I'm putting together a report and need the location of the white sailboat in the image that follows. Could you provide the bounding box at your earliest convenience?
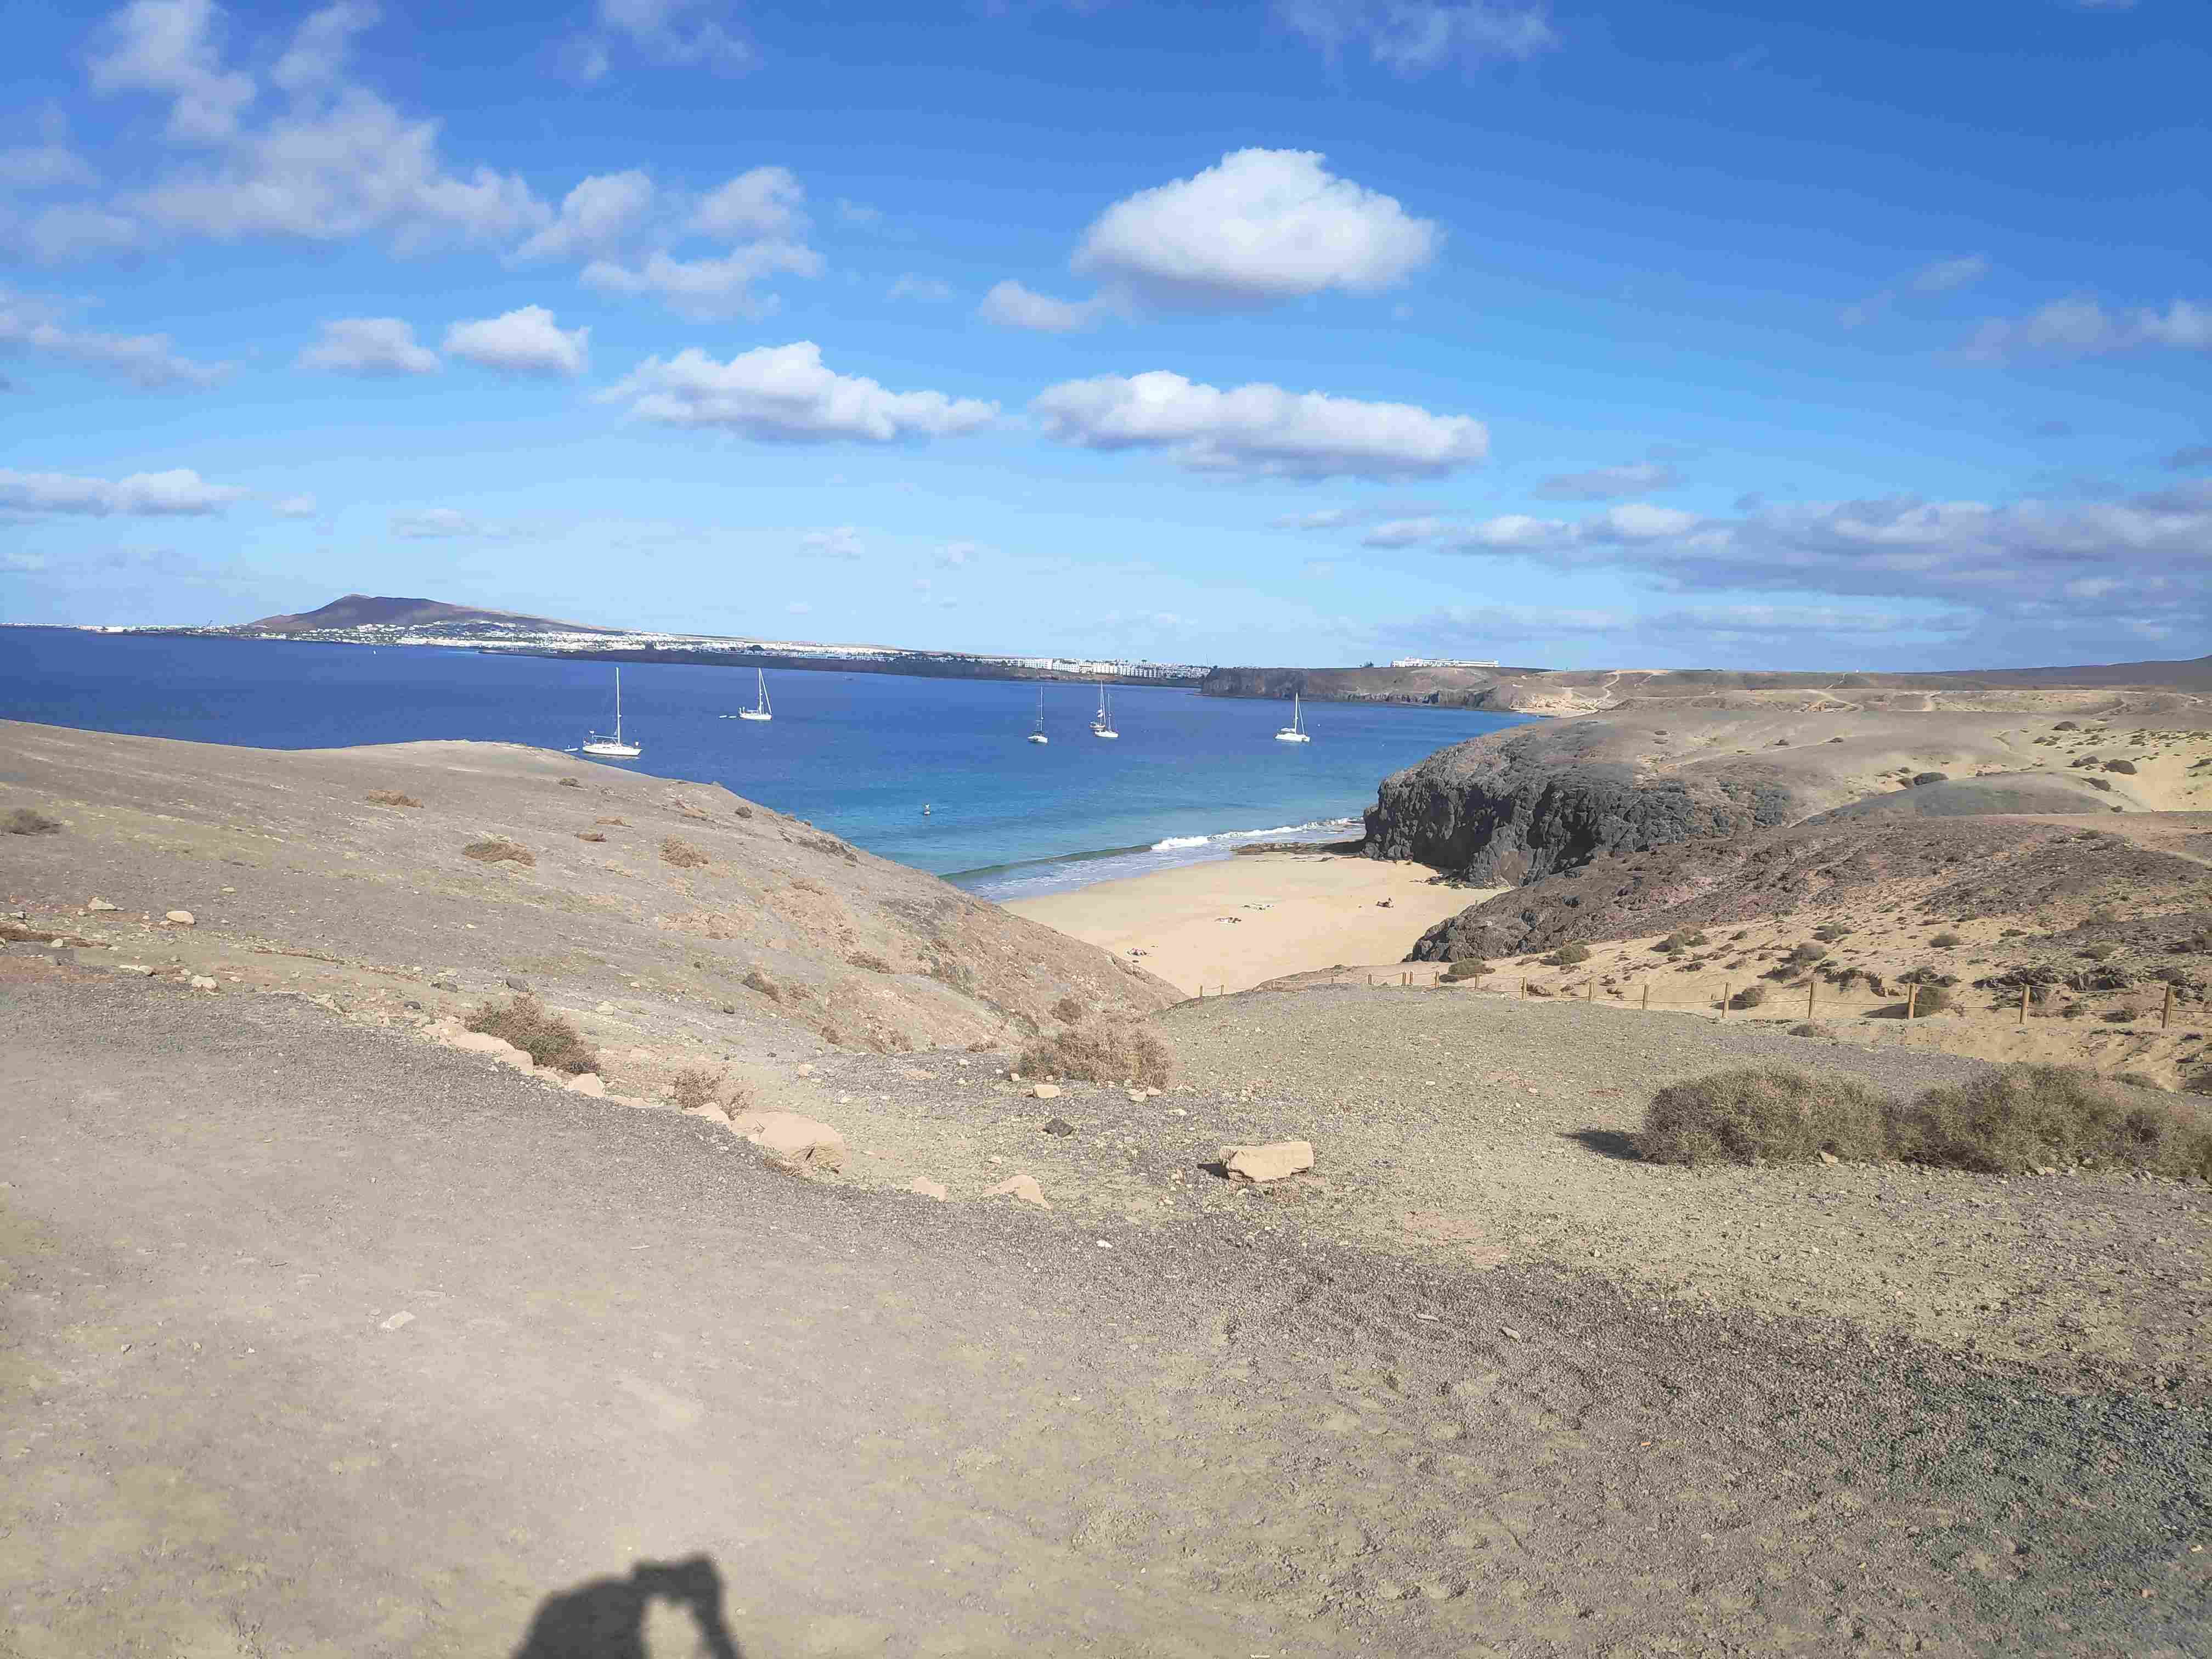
[738,668,773,722]
[1090,683,1118,739]
[1026,685,1049,744]
[1273,692,1312,743]
[582,667,642,758]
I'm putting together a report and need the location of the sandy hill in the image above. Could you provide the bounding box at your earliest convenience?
[0,720,1175,1098]
[246,593,616,634]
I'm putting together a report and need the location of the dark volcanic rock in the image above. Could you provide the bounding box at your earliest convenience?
[1362,721,1797,884]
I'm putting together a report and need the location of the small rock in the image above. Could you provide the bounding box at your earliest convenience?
[431,977,460,992]
[908,1177,948,1201]
[1218,1139,1316,1184]
[984,1172,1049,1207]
[1817,1151,1839,1166]
[1031,1082,1060,1099]
[87,898,119,912]
[166,910,196,927]
[379,1311,415,1331]
[565,1072,606,1097]
[116,963,154,976]
[729,1110,845,1171]
[1043,1117,1076,1137]
[188,975,218,991]
[1499,1325,1524,1342]
[505,977,531,993]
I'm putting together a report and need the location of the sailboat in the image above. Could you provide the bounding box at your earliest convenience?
[1090,683,1118,739]
[1273,692,1312,744]
[1026,685,1049,744]
[583,667,642,758]
[738,668,773,722]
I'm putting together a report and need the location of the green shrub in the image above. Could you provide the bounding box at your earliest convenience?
[1442,957,1489,982]
[1547,942,1592,966]
[1908,985,1953,1016]
[1890,1065,2210,1178]
[464,995,599,1075]
[1018,1019,1174,1088]
[1641,1066,1891,1166]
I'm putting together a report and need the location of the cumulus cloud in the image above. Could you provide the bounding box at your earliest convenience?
[798,526,863,558]
[273,493,318,517]
[602,342,999,444]
[1070,149,1438,313]
[976,279,1104,332]
[442,306,589,378]
[688,165,803,239]
[0,289,230,388]
[296,315,439,376]
[583,242,821,321]
[514,170,656,262]
[1533,459,1683,500]
[1962,296,2212,359]
[1031,369,1487,481]
[575,0,755,80]
[0,137,98,193]
[1839,253,1990,328]
[390,507,514,538]
[1271,507,1360,530]
[1274,0,1560,73]
[88,0,257,140]
[0,466,245,516]
[1361,515,1453,548]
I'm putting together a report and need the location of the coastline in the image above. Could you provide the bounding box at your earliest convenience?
[1003,848,1495,997]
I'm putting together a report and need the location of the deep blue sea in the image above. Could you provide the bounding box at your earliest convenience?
[0,628,1528,898]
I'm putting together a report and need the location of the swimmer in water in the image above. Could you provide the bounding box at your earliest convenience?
[922,803,932,815]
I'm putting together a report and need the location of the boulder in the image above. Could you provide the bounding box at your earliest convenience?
[564,1072,607,1098]
[87,898,119,912]
[1031,1082,1062,1099]
[446,1029,518,1057]
[1218,1140,1316,1184]
[188,975,218,991]
[985,1172,1049,1207]
[731,1110,845,1171]
[166,910,196,926]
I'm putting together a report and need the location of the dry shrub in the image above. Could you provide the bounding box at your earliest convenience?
[1643,1066,1891,1166]
[1812,924,1852,943]
[1909,986,1953,1017]
[1547,942,1592,966]
[1443,957,1489,982]
[1930,932,1963,949]
[1891,1065,2211,1178]
[462,838,534,866]
[577,830,607,843]
[3,806,64,835]
[661,837,709,868]
[848,951,893,974]
[1051,994,1087,1025]
[742,967,782,1003]
[365,790,421,809]
[464,995,597,1074]
[1018,1018,1174,1088]
[670,1066,725,1110]
[1729,984,1769,1010]
[557,776,583,789]
[596,816,627,826]
[2081,943,2119,962]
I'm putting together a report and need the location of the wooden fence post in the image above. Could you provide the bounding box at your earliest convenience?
[1640,983,1650,1012]
[1521,978,1529,998]
[2164,981,2175,1029]
[1586,978,1595,1003]
[2019,984,2029,1026]
[1807,977,1816,1021]
[1906,983,1918,1021]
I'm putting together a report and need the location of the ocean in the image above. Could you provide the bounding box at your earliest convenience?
[0,628,1529,899]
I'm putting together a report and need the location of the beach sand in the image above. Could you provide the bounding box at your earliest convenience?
[1005,849,1498,996]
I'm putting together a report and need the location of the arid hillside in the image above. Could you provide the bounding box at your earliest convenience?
[0,720,1176,1097]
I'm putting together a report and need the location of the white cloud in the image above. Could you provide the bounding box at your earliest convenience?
[273,493,318,517]
[1271,507,1359,530]
[296,315,439,376]
[976,279,1105,332]
[689,165,803,239]
[0,289,230,388]
[888,273,954,303]
[442,306,589,378]
[1070,149,1440,312]
[582,242,821,321]
[1840,253,1990,328]
[1031,369,1487,481]
[0,466,245,516]
[786,601,811,614]
[1533,460,1684,500]
[88,0,257,141]
[588,0,755,76]
[11,205,142,262]
[1962,296,2212,359]
[391,507,512,538]
[1362,515,1453,548]
[1274,1,1560,74]
[0,140,99,193]
[936,539,984,567]
[799,526,863,558]
[602,342,999,444]
[835,198,884,229]
[272,1,379,94]
[515,170,656,261]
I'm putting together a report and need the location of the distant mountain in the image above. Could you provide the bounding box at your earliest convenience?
[246,595,617,635]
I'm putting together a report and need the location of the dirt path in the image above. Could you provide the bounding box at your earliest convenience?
[5,972,2210,1656]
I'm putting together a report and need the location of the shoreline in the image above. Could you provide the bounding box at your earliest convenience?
[1003,848,1494,997]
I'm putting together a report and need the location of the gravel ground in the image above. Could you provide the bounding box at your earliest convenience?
[5,970,2209,1655]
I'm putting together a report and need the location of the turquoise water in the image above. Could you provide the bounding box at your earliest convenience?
[0,628,1528,897]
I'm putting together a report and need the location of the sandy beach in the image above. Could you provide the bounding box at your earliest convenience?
[1005,848,1496,995]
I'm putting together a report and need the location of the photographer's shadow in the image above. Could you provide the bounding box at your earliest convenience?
[512,1553,743,1658]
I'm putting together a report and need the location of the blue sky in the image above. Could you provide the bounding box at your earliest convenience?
[2,0,2207,670]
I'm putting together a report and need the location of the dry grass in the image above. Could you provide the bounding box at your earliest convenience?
[461,838,534,866]
[1641,1066,1893,1166]
[364,790,422,809]
[1051,994,1087,1025]
[670,1066,725,1111]
[1018,1018,1175,1088]
[596,816,627,826]
[577,830,607,843]
[3,806,64,836]
[742,967,782,1003]
[847,951,893,974]
[557,777,582,788]
[661,837,709,868]
[463,995,598,1075]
